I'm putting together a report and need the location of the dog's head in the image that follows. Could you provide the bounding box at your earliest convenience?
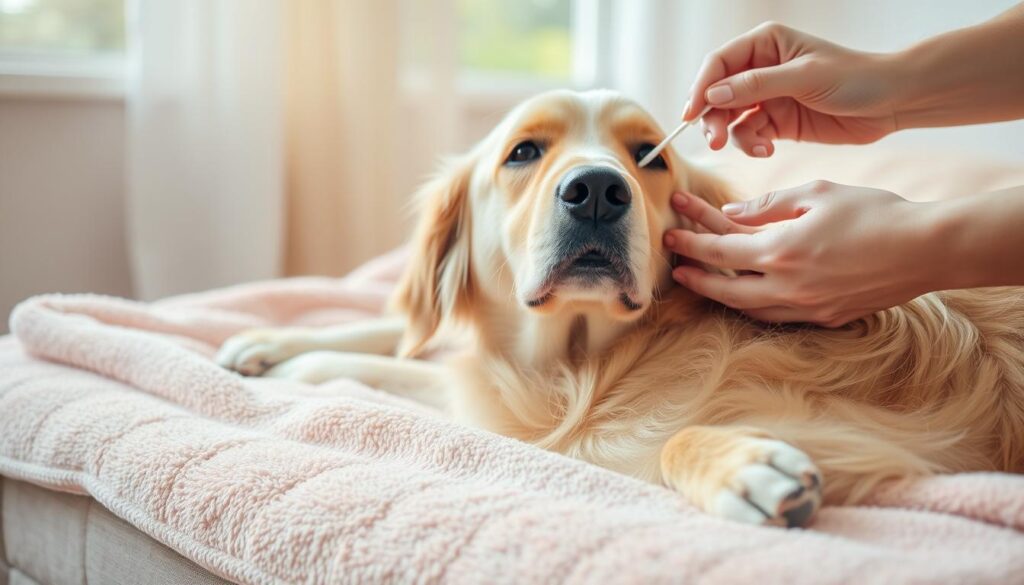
[393,89,732,358]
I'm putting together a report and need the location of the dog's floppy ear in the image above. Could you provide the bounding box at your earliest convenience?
[391,156,475,358]
[678,158,737,211]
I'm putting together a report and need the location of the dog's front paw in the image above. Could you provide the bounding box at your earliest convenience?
[713,439,822,528]
[216,328,314,376]
[662,428,822,528]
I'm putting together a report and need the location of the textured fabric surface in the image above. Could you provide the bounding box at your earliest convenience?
[2,244,1023,584]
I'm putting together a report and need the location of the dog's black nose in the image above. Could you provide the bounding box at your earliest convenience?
[557,166,631,224]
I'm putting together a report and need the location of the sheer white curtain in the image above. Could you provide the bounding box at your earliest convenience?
[127,0,461,297]
[127,0,285,300]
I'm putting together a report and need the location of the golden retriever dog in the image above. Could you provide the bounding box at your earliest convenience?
[217,90,1024,528]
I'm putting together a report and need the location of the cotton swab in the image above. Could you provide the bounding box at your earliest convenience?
[638,105,714,168]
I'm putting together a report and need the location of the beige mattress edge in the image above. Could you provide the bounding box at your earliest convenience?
[0,477,230,585]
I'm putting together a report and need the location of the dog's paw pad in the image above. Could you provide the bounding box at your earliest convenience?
[715,441,822,528]
[781,496,818,528]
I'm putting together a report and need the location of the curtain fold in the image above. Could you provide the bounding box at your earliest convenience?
[127,0,284,300]
[283,0,401,276]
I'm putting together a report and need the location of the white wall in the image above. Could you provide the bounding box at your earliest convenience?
[0,98,131,333]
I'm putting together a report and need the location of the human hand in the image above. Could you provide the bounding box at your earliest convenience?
[683,22,899,157]
[663,182,938,326]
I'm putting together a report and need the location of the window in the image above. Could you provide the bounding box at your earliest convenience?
[0,0,124,55]
[0,0,126,97]
[399,0,601,100]
[457,0,572,81]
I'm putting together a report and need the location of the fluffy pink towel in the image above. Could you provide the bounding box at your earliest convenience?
[2,249,1023,584]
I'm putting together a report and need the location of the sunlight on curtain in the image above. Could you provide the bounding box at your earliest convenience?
[283,0,461,276]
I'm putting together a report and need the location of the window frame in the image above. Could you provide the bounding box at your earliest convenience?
[0,52,124,98]
[0,0,128,100]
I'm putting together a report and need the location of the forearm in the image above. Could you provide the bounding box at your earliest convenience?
[922,185,1024,291]
[888,3,1024,129]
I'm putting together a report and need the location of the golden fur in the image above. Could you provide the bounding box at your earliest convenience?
[391,90,1024,524]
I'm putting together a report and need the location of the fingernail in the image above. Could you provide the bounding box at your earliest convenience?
[704,130,712,145]
[705,84,734,105]
[722,202,744,215]
[673,268,687,284]
[672,192,687,208]
[752,145,768,158]
[664,232,676,247]
[681,99,691,120]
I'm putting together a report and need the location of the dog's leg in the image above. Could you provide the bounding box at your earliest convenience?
[661,425,823,528]
[662,416,952,527]
[217,317,406,376]
[263,351,448,409]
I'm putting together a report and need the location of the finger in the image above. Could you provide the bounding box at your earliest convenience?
[702,108,735,150]
[685,22,792,121]
[705,60,812,111]
[663,229,763,270]
[729,108,777,158]
[672,267,776,310]
[670,192,756,235]
[720,181,827,225]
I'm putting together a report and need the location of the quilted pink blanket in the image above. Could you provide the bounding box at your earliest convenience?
[2,249,1023,584]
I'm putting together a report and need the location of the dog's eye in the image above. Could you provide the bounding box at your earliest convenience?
[635,143,667,170]
[505,141,542,165]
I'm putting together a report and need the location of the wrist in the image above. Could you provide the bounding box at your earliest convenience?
[883,43,944,132]
[870,51,913,129]
[914,199,981,292]
[884,13,1024,130]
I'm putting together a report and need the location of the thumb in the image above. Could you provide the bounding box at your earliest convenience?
[721,189,810,225]
[704,60,810,110]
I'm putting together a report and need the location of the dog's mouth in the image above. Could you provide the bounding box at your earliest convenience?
[525,245,641,311]
[568,249,615,271]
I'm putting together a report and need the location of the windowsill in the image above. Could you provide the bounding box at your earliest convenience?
[0,56,125,100]
[0,64,584,103]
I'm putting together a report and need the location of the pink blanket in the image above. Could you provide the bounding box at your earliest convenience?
[2,249,1023,584]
